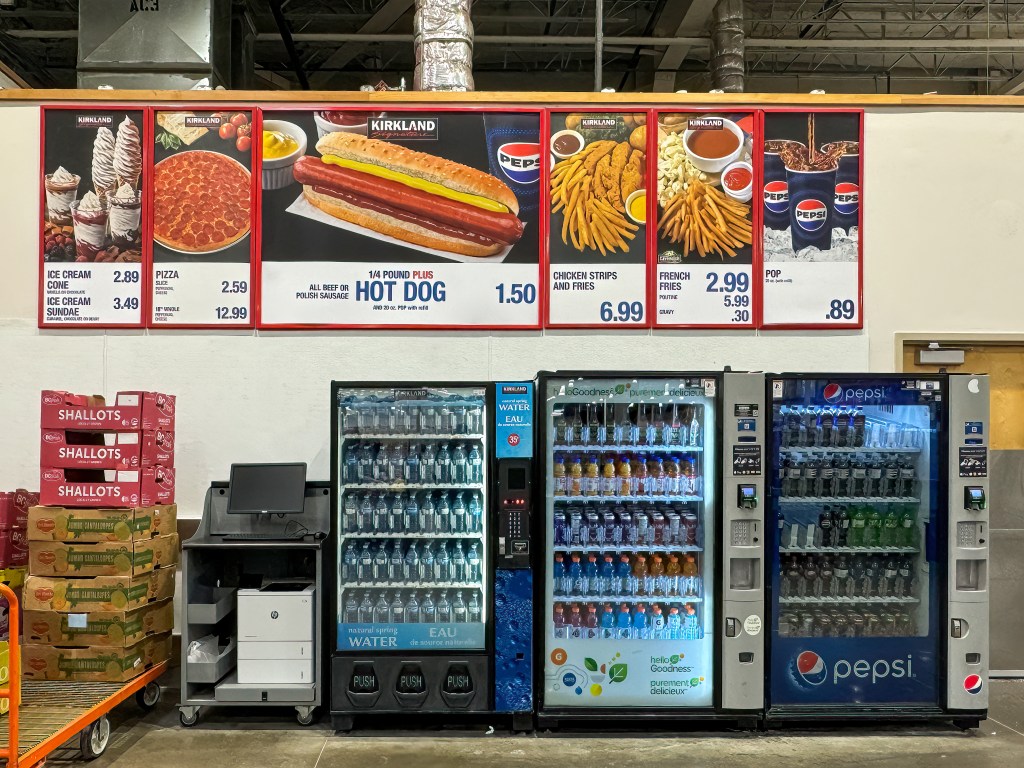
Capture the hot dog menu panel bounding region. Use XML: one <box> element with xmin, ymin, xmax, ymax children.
<box><xmin>149</xmin><ymin>109</ymin><xmax>256</xmax><ymax>327</ymax></box>
<box><xmin>40</xmin><ymin>108</ymin><xmax>146</xmax><ymax>327</ymax></box>
<box><xmin>258</xmin><ymin>109</ymin><xmax>542</xmax><ymax>328</ymax></box>
<box><xmin>546</xmin><ymin>111</ymin><xmax>650</xmax><ymax>327</ymax></box>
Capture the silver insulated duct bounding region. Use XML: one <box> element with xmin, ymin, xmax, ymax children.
<box><xmin>414</xmin><ymin>0</ymin><xmax>474</xmax><ymax>91</ymax></box>
<box><xmin>711</xmin><ymin>0</ymin><xmax>744</xmax><ymax>93</ymax></box>
<box><xmin>77</xmin><ymin>0</ymin><xmax>231</xmax><ymax>89</ymax></box>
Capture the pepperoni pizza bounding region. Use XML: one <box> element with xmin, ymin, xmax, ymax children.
<box><xmin>153</xmin><ymin>151</ymin><xmax>251</xmax><ymax>253</ymax></box>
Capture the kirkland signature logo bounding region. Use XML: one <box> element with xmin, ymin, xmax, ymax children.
<box><xmin>368</xmin><ymin>118</ymin><xmax>438</xmax><ymax>140</ymax></box>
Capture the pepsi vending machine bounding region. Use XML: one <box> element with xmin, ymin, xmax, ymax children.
<box><xmin>329</xmin><ymin>382</ymin><xmax>534</xmax><ymax>731</ymax></box>
<box><xmin>766</xmin><ymin>374</ymin><xmax>989</xmax><ymax>726</ymax></box>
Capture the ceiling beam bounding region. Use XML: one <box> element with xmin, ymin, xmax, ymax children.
<box><xmin>996</xmin><ymin>69</ymin><xmax>1024</xmax><ymax>94</ymax></box>
<box><xmin>308</xmin><ymin>0</ymin><xmax>415</xmax><ymax>89</ymax></box>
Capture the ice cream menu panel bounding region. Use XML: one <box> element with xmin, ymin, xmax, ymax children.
<box><xmin>149</xmin><ymin>109</ymin><xmax>256</xmax><ymax>327</ymax></box>
<box><xmin>760</xmin><ymin>110</ymin><xmax>862</xmax><ymax>328</ymax></box>
<box><xmin>546</xmin><ymin>112</ymin><xmax>650</xmax><ymax>327</ymax></box>
<box><xmin>259</xmin><ymin>109</ymin><xmax>542</xmax><ymax>328</ymax></box>
<box><xmin>40</xmin><ymin>108</ymin><xmax>146</xmax><ymax>327</ymax></box>
<box><xmin>654</xmin><ymin>111</ymin><xmax>757</xmax><ymax>328</ymax></box>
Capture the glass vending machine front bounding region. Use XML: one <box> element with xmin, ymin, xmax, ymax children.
<box><xmin>541</xmin><ymin>375</ymin><xmax>718</xmax><ymax>709</ymax></box>
<box><xmin>335</xmin><ymin>386</ymin><xmax>489</xmax><ymax>651</ymax></box>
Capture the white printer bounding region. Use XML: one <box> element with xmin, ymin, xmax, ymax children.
<box><xmin>237</xmin><ymin>582</ymin><xmax>316</xmax><ymax>685</ymax></box>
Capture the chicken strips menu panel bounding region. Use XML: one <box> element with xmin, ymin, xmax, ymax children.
<box><xmin>258</xmin><ymin>108</ymin><xmax>542</xmax><ymax>328</ymax></box>
<box><xmin>653</xmin><ymin>111</ymin><xmax>758</xmax><ymax>328</ymax></box>
<box><xmin>760</xmin><ymin>110</ymin><xmax>863</xmax><ymax>329</ymax></box>
<box><xmin>149</xmin><ymin>109</ymin><xmax>256</xmax><ymax>327</ymax></box>
<box><xmin>40</xmin><ymin>107</ymin><xmax>147</xmax><ymax>328</ymax></box>
<box><xmin>546</xmin><ymin>111</ymin><xmax>651</xmax><ymax>327</ymax></box>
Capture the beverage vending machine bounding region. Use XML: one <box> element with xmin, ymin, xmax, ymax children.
<box><xmin>329</xmin><ymin>382</ymin><xmax>535</xmax><ymax>731</ymax></box>
<box><xmin>766</xmin><ymin>374</ymin><xmax>990</xmax><ymax>726</ymax></box>
<box><xmin>536</xmin><ymin>371</ymin><xmax>766</xmax><ymax>727</ymax></box>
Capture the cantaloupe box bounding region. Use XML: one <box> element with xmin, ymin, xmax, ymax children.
<box><xmin>27</xmin><ymin>504</ymin><xmax>177</xmax><ymax>542</ymax></box>
<box><xmin>40</xmin><ymin>430</ymin><xmax>174</xmax><ymax>469</ymax></box>
<box><xmin>39</xmin><ymin>466</ymin><xmax>174</xmax><ymax>508</ymax></box>
<box><xmin>24</xmin><ymin>568</ymin><xmax>175</xmax><ymax>612</ymax></box>
<box><xmin>22</xmin><ymin>632</ymin><xmax>171</xmax><ymax>682</ymax></box>
<box><xmin>40</xmin><ymin>391</ymin><xmax>175</xmax><ymax>431</ymax></box>
<box><xmin>23</xmin><ymin>599</ymin><xmax>173</xmax><ymax>647</ymax></box>
<box><xmin>28</xmin><ymin>534</ymin><xmax>179</xmax><ymax>577</ymax></box>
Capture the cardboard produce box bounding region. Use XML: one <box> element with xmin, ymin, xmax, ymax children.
<box><xmin>22</xmin><ymin>632</ymin><xmax>171</xmax><ymax>682</ymax></box>
<box><xmin>24</xmin><ymin>598</ymin><xmax>173</xmax><ymax>647</ymax></box>
<box><xmin>29</xmin><ymin>534</ymin><xmax>179</xmax><ymax>577</ymax></box>
<box><xmin>0</xmin><ymin>529</ymin><xmax>28</xmax><ymax>569</ymax></box>
<box><xmin>0</xmin><ymin>489</ymin><xmax>37</xmax><ymax>530</ymax></box>
<box><xmin>24</xmin><ymin>568</ymin><xmax>175</xmax><ymax>612</ymax></box>
<box><xmin>28</xmin><ymin>504</ymin><xmax>177</xmax><ymax>541</ymax></box>
<box><xmin>40</xmin><ymin>429</ymin><xmax>174</xmax><ymax>470</ymax></box>
<box><xmin>39</xmin><ymin>466</ymin><xmax>174</xmax><ymax>508</ymax></box>
<box><xmin>40</xmin><ymin>391</ymin><xmax>175</xmax><ymax>431</ymax></box>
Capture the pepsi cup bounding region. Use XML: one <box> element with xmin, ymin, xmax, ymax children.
<box><xmin>482</xmin><ymin>113</ymin><xmax>540</xmax><ymax>214</ymax></box>
<box><xmin>822</xmin><ymin>142</ymin><xmax>860</xmax><ymax>233</ymax></box>
<box><xmin>787</xmin><ymin>166</ymin><xmax>837</xmax><ymax>251</ymax></box>
<box><xmin>763</xmin><ymin>141</ymin><xmax>804</xmax><ymax>230</ymax></box>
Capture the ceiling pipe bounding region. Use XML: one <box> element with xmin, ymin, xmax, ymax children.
<box><xmin>414</xmin><ymin>0</ymin><xmax>474</xmax><ymax>91</ymax></box>
<box><xmin>711</xmin><ymin>0</ymin><xmax>744</xmax><ymax>92</ymax></box>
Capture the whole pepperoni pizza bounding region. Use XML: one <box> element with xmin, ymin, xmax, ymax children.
<box><xmin>153</xmin><ymin>151</ymin><xmax>251</xmax><ymax>253</ymax></box>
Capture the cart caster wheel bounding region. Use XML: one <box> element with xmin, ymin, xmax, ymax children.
<box><xmin>180</xmin><ymin>710</ymin><xmax>199</xmax><ymax>728</ymax></box>
<box><xmin>81</xmin><ymin>715</ymin><xmax>111</xmax><ymax>760</ymax></box>
<box><xmin>296</xmin><ymin>709</ymin><xmax>315</xmax><ymax>726</ymax></box>
<box><xmin>136</xmin><ymin>682</ymin><xmax>162</xmax><ymax>712</ymax></box>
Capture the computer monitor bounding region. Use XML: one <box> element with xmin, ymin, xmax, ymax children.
<box><xmin>227</xmin><ymin>463</ymin><xmax>307</xmax><ymax>516</ymax></box>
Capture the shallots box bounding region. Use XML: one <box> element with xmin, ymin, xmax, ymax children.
<box><xmin>27</xmin><ymin>504</ymin><xmax>176</xmax><ymax>542</ymax></box>
<box><xmin>0</xmin><ymin>489</ymin><xmax>37</xmax><ymax>530</ymax></box>
<box><xmin>23</xmin><ymin>598</ymin><xmax>173</xmax><ymax>647</ymax></box>
<box><xmin>39</xmin><ymin>466</ymin><xmax>174</xmax><ymax>508</ymax></box>
<box><xmin>40</xmin><ymin>430</ymin><xmax>174</xmax><ymax>470</ymax></box>
<box><xmin>22</xmin><ymin>632</ymin><xmax>172</xmax><ymax>682</ymax></box>
<box><xmin>23</xmin><ymin>568</ymin><xmax>175</xmax><ymax>612</ymax></box>
<box><xmin>0</xmin><ymin>528</ymin><xmax>28</xmax><ymax>568</ymax></box>
<box><xmin>40</xmin><ymin>391</ymin><xmax>175</xmax><ymax>432</ymax></box>
<box><xmin>29</xmin><ymin>534</ymin><xmax>179</xmax><ymax>578</ymax></box>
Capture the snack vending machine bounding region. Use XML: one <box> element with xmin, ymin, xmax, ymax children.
<box><xmin>766</xmin><ymin>374</ymin><xmax>989</xmax><ymax>726</ymax></box>
<box><xmin>537</xmin><ymin>371</ymin><xmax>766</xmax><ymax>726</ymax></box>
<box><xmin>329</xmin><ymin>382</ymin><xmax>534</xmax><ymax>731</ymax></box>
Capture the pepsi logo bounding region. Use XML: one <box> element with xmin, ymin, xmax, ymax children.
<box><xmin>823</xmin><ymin>383</ymin><xmax>844</xmax><ymax>404</ymax></box>
<box><xmin>964</xmin><ymin>674</ymin><xmax>983</xmax><ymax>694</ymax></box>
<box><xmin>764</xmin><ymin>180</ymin><xmax>789</xmax><ymax>214</ymax></box>
<box><xmin>795</xmin><ymin>650</ymin><xmax>828</xmax><ymax>686</ymax></box>
<box><xmin>794</xmin><ymin>199</ymin><xmax>828</xmax><ymax>232</ymax></box>
<box><xmin>834</xmin><ymin>182</ymin><xmax>859</xmax><ymax>215</ymax></box>
<box><xmin>497</xmin><ymin>142</ymin><xmax>540</xmax><ymax>185</ymax></box>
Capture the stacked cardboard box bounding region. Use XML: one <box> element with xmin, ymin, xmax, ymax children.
<box><xmin>0</xmin><ymin>489</ymin><xmax>36</xmax><ymax>643</ymax></box>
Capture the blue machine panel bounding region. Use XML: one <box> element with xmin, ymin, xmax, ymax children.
<box><xmin>494</xmin><ymin>568</ymin><xmax>533</xmax><ymax>713</ymax></box>
<box><xmin>495</xmin><ymin>382</ymin><xmax>534</xmax><ymax>459</ymax></box>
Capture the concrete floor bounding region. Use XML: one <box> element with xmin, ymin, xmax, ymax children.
<box><xmin>44</xmin><ymin>680</ymin><xmax>1024</xmax><ymax>768</ymax></box>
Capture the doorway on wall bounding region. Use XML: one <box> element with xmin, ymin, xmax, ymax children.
<box><xmin>901</xmin><ymin>340</ymin><xmax>1024</xmax><ymax>678</ymax></box>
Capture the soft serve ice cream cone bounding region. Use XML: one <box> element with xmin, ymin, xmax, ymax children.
<box><xmin>91</xmin><ymin>127</ymin><xmax>117</xmax><ymax>204</ymax></box>
<box><xmin>114</xmin><ymin>116</ymin><xmax>142</xmax><ymax>190</ymax></box>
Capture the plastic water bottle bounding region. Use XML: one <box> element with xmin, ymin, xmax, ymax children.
<box><xmin>682</xmin><ymin>604</ymin><xmax>700</xmax><ymax>639</ymax></box>
<box><xmin>342</xmin><ymin>543</ymin><xmax>358</xmax><ymax>581</ymax></box>
<box><xmin>650</xmin><ymin>605</ymin><xmax>665</xmax><ymax>639</ymax></box>
<box><xmin>435</xmin><ymin>542</ymin><xmax>450</xmax><ymax>581</ymax></box>
<box><xmin>406</xmin><ymin>592</ymin><xmax>420</xmax><ymax>624</ymax></box>
<box><xmin>468</xmin><ymin>444</ymin><xmax>483</xmax><ymax>484</ymax></box>
<box><xmin>451</xmin><ymin>541</ymin><xmax>467</xmax><ymax>582</ymax></box>
<box><xmin>389</xmin><ymin>591</ymin><xmax>405</xmax><ymax>623</ymax></box>
<box><xmin>468</xmin><ymin>591</ymin><xmax>482</xmax><ymax>623</ymax></box>
<box><xmin>389</xmin><ymin>543</ymin><xmax>405</xmax><ymax>582</ymax></box>
<box><xmin>420</xmin><ymin>543</ymin><xmax>435</xmax><ymax>582</ymax></box>
<box><xmin>357</xmin><ymin>543</ymin><xmax>374</xmax><ymax>582</ymax></box>
<box><xmin>343</xmin><ymin>495</ymin><xmax>358</xmax><ymax>533</ymax></box>
<box><xmin>373</xmin><ymin>494</ymin><xmax>389</xmax><ymax>530</ymax></box>
<box><xmin>388</xmin><ymin>443</ymin><xmax>405</xmax><ymax>483</ymax></box>
<box><xmin>420</xmin><ymin>493</ymin><xmax>436</xmax><ymax>534</ymax></box>
<box><xmin>437</xmin><ymin>590</ymin><xmax>452</xmax><ymax>622</ymax></box>
<box><xmin>374</xmin><ymin>446</ymin><xmax>390</xmax><ymax>482</ymax></box>
<box><xmin>404</xmin><ymin>493</ymin><xmax>420</xmax><ymax>532</ymax></box>
<box><xmin>467</xmin><ymin>493</ymin><xmax>482</xmax><ymax>533</ymax></box>
<box><xmin>437</xmin><ymin>493</ymin><xmax>451</xmax><ymax>533</ymax></box>
<box><xmin>633</xmin><ymin>604</ymin><xmax>649</xmax><ymax>639</ymax></box>
<box><xmin>467</xmin><ymin>543</ymin><xmax>481</xmax><ymax>582</ymax></box>
<box><xmin>599</xmin><ymin>555</ymin><xmax>615</xmax><ymax>594</ymax></box>
<box><xmin>373</xmin><ymin>592</ymin><xmax>390</xmax><ymax>623</ymax></box>
<box><xmin>421</xmin><ymin>592</ymin><xmax>436</xmax><ymax>623</ymax></box>
<box><xmin>343</xmin><ymin>593</ymin><xmax>359</xmax><ymax>623</ymax></box>
<box><xmin>421</xmin><ymin>443</ymin><xmax>436</xmax><ymax>483</ymax></box>
<box><xmin>389</xmin><ymin>492</ymin><xmax>405</xmax><ymax>533</ymax></box>
<box><xmin>344</xmin><ymin>446</ymin><xmax>359</xmax><ymax>484</ymax></box>
<box><xmin>452</xmin><ymin>443</ymin><xmax>468</xmax><ymax>484</ymax></box>
<box><xmin>404</xmin><ymin>542</ymin><xmax>420</xmax><ymax>582</ymax></box>
<box><xmin>667</xmin><ymin>607</ymin><xmax>682</xmax><ymax>639</ymax></box>
<box><xmin>568</xmin><ymin>555</ymin><xmax>584</xmax><ymax>596</ymax></box>
<box><xmin>453</xmin><ymin>591</ymin><xmax>468</xmax><ymax>623</ymax></box>
<box><xmin>357</xmin><ymin>494</ymin><xmax>372</xmax><ymax>532</ymax></box>
<box><xmin>689</xmin><ymin>410</ymin><xmax>701</xmax><ymax>447</ymax></box>
<box><xmin>600</xmin><ymin>604</ymin><xmax>616</xmax><ymax>638</ymax></box>
<box><xmin>358</xmin><ymin>592</ymin><xmax>374</xmax><ymax>623</ymax></box>
<box><xmin>406</xmin><ymin>445</ymin><xmax>421</xmax><ymax>484</ymax></box>
<box><xmin>553</xmin><ymin>553</ymin><xmax>566</xmax><ymax>595</ymax></box>
<box><xmin>452</xmin><ymin>492</ymin><xmax>467</xmax><ymax>533</ymax></box>
<box><xmin>467</xmin><ymin>403</ymin><xmax>483</xmax><ymax>435</ymax></box>
<box><xmin>584</xmin><ymin>554</ymin><xmax>600</xmax><ymax>596</ymax></box>
<box><xmin>616</xmin><ymin>555</ymin><xmax>632</xmax><ymax>595</ymax></box>
<box><xmin>616</xmin><ymin>603</ymin><xmax>632</xmax><ymax>639</ymax></box>
<box><xmin>373</xmin><ymin>544</ymin><xmax>389</xmax><ymax>583</ymax></box>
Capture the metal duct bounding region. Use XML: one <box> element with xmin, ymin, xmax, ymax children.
<box><xmin>710</xmin><ymin>0</ymin><xmax>744</xmax><ymax>92</ymax></box>
<box><xmin>414</xmin><ymin>0</ymin><xmax>474</xmax><ymax>91</ymax></box>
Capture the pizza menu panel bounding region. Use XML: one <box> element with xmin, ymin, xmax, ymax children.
<box><xmin>37</xmin><ymin>104</ymin><xmax>862</xmax><ymax>331</ymax></box>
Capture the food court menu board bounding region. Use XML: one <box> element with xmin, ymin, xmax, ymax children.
<box><xmin>40</xmin><ymin>107</ymin><xmax>147</xmax><ymax>328</ymax></box>
<box><xmin>149</xmin><ymin>109</ymin><xmax>256</xmax><ymax>327</ymax></box>
<box><xmin>654</xmin><ymin>111</ymin><xmax>757</xmax><ymax>328</ymax></box>
<box><xmin>546</xmin><ymin>111</ymin><xmax>650</xmax><ymax>327</ymax></box>
<box><xmin>258</xmin><ymin>108</ymin><xmax>542</xmax><ymax>328</ymax></box>
<box><xmin>760</xmin><ymin>110</ymin><xmax>862</xmax><ymax>328</ymax></box>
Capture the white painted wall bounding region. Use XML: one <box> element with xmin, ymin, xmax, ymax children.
<box><xmin>2</xmin><ymin>103</ymin><xmax>1021</xmax><ymax>518</ymax></box>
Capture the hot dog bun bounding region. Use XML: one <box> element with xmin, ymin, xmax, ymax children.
<box><xmin>302</xmin><ymin>186</ymin><xmax>505</xmax><ymax>257</ymax></box>
<box><xmin>315</xmin><ymin>131</ymin><xmax>520</xmax><ymax>216</ymax></box>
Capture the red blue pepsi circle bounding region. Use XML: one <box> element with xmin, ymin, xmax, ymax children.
<box><xmin>794</xmin><ymin>199</ymin><xmax>828</xmax><ymax>232</ymax></box>
<box><xmin>497</xmin><ymin>142</ymin><xmax>540</xmax><ymax>185</ymax></box>
<box><xmin>795</xmin><ymin>651</ymin><xmax>828</xmax><ymax>686</ymax></box>
<box><xmin>764</xmin><ymin>180</ymin><xmax>789</xmax><ymax>214</ymax></box>
<box><xmin>834</xmin><ymin>182</ymin><xmax>859</xmax><ymax>216</ymax></box>
<box><xmin>823</xmin><ymin>383</ymin><xmax>843</xmax><ymax>404</ymax></box>
<box><xmin>964</xmin><ymin>674</ymin><xmax>983</xmax><ymax>694</ymax></box>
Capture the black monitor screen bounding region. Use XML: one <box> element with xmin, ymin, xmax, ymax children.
<box><xmin>507</xmin><ymin>467</ymin><xmax>527</xmax><ymax>490</ymax></box>
<box><xmin>228</xmin><ymin>463</ymin><xmax>307</xmax><ymax>515</ymax></box>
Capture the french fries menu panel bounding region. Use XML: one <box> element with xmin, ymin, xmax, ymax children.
<box><xmin>546</xmin><ymin>111</ymin><xmax>650</xmax><ymax>327</ymax></box>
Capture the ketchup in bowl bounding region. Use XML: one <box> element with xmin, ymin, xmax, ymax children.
<box><xmin>318</xmin><ymin>111</ymin><xmax>384</xmax><ymax>126</ymax></box>
<box><xmin>724</xmin><ymin>165</ymin><xmax>752</xmax><ymax>191</ymax></box>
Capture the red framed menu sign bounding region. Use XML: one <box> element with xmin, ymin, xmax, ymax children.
<box><xmin>257</xmin><ymin>107</ymin><xmax>542</xmax><ymax>329</ymax></box>
<box><xmin>39</xmin><ymin>107</ymin><xmax>149</xmax><ymax>328</ymax></box>
<box><xmin>759</xmin><ymin>109</ymin><xmax>863</xmax><ymax>329</ymax></box>
<box><xmin>652</xmin><ymin>110</ymin><xmax>759</xmax><ymax>328</ymax></box>
<box><xmin>148</xmin><ymin>107</ymin><xmax>257</xmax><ymax>328</ymax></box>
<box><xmin>544</xmin><ymin>110</ymin><xmax>652</xmax><ymax>327</ymax></box>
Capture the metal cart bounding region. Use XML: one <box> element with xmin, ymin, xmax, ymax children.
<box><xmin>0</xmin><ymin>584</ymin><xmax>167</xmax><ymax>767</ymax></box>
